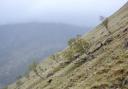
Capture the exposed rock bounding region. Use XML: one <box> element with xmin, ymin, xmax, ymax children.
<box><xmin>46</xmin><ymin>72</ymin><xmax>54</xmax><ymax>78</ymax></box>
<box><xmin>48</xmin><ymin>79</ymin><xmax>52</xmax><ymax>83</ymax></box>
<box><xmin>91</xmin><ymin>84</ymin><xmax>109</xmax><ymax>89</ymax></box>
<box><xmin>122</xmin><ymin>28</ymin><xmax>128</xmax><ymax>33</ymax></box>
<box><xmin>102</xmin><ymin>37</ymin><xmax>113</xmax><ymax>45</ymax></box>
<box><xmin>74</xmin><ymin>53</ymin><xmax>80</xmax><ymax>59</ymax></box>
<box><xmin>91</xmin><ymin>42</ymin><xmax>103</xmax><ymax>54</ymax></box>
<box><xmin>124</xmin><ymin>38</ymin><xmax>128</xmax><ymax>49</ymax></box>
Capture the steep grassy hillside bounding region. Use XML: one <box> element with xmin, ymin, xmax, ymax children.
<box><xmin>5</xmin><ymin>2</ymin><xmax>128</xmax><ymax>89</ymax></box>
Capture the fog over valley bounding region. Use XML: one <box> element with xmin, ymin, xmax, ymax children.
<box><xmin>0</xmin><ymin>23</ymin><xmax>89</xmax><ymax>88</ymax></box>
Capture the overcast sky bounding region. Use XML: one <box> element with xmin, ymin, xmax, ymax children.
<box><xmin>0</xmin><ymin>0</ymin><xmax>127</xmax><ymax>26</ymax></box>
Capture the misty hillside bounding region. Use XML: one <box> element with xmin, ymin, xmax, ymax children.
<box><xmin>0</xmin><ymin>23</ymin><xmax>89</xmax><ymax>88</ymax></box>
<box><xmin>6</xmin><ymin>2</ymin><xmax>128</xmax><ymax>89</ymax></box>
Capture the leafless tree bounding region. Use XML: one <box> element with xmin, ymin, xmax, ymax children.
<box><xmin>99</xmin><ymin>16</ymin><xmax>111</xmax><ymax>34</ymax></box>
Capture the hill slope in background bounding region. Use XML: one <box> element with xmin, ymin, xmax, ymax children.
<box><xmin>5</xmin><ymin>2</ymin><xmax>128</xmax><ymax>89</ymax></box>
<box><xmin>0</xmin><ymin>23</ymin><xmax>89</xmax><ymax>89</ymax></box>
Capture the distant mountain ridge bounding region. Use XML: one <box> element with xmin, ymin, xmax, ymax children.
<box><xmin>0</xmin><ymin>23</ymin><xmax>89</xmax><ymax>88</ymax></box>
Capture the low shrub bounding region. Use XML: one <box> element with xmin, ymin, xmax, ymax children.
<box><xmin>63</xmin><ymin>37</ymin><xmax>89</xmax><ymax>61</ymax></box>
<box><xmin>16</xmin><ymin>80</ymin><xmax>23</xmax><ymax>87</ymax></box>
